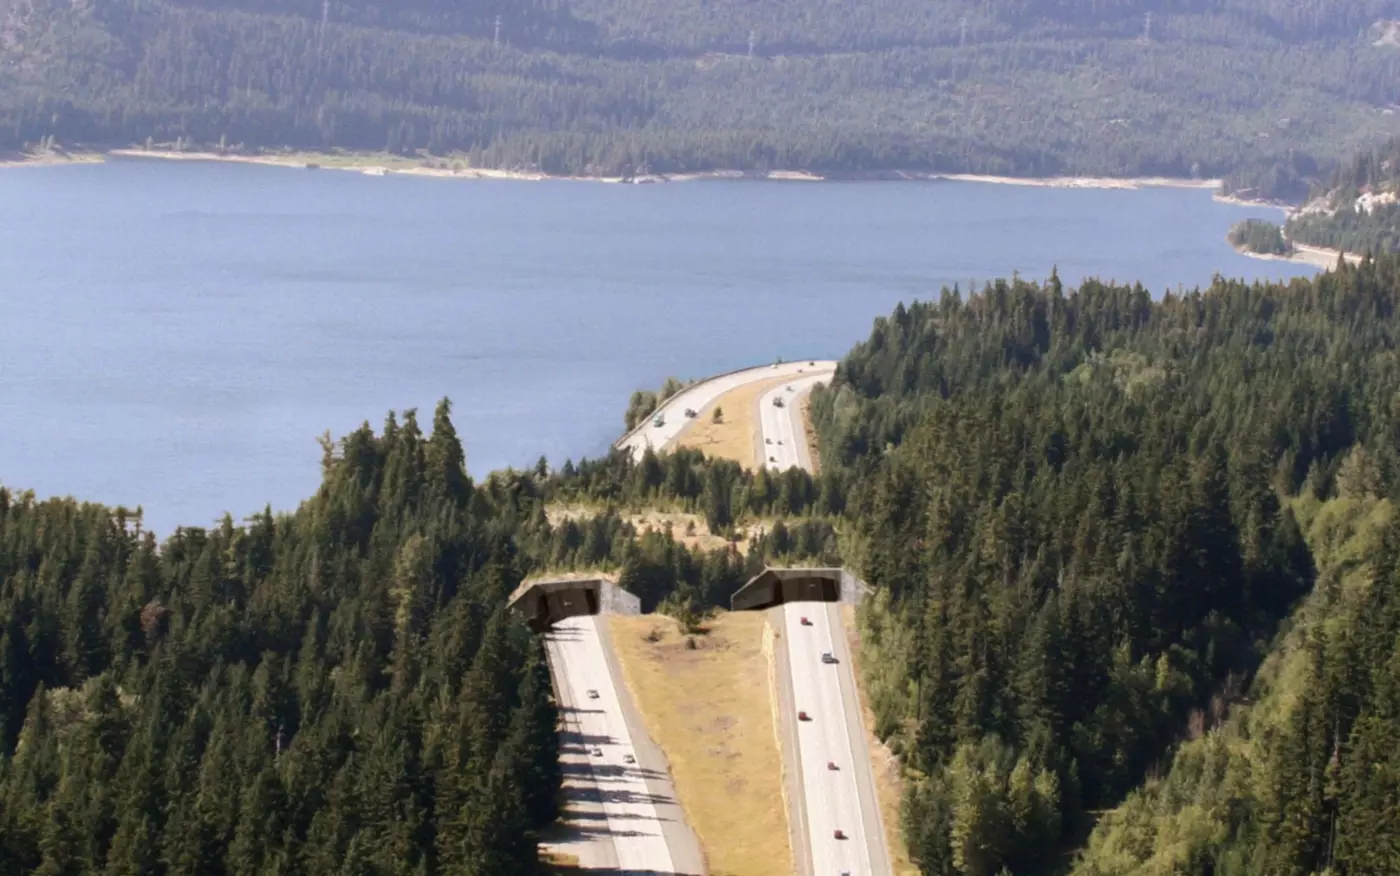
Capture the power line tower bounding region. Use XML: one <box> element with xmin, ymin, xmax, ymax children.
<box><xmin>318</xmin><ymin>0</ymin><xmax>329</xmax><ymax>53</ymax></box>
<box><xmin>1141</xmin><ymin>11</ymin><xmax>1152</xmax><ymax>42</ymax></box>
<box><xmin>494</xmin><ymin>14</ymin><xmax>502</xmax><ymax>48</ymax></box>
<box><xmin>748</xmin><ymin>29</ymin><xmax>757</xmax><ymax>57</ymax></box>
<box><xmin>959</xmin><ymin>16</ymin><xmax>968</xmax><ymax>47</ymax></box>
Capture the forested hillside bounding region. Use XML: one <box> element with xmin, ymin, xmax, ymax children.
<box><xmin>3</xmin><ymin>0</ymin><xmax>1400</xmax><ymax>181</ymax></box>
<box><xmin>810</xmin><ymin>258</ymin><xmax>1400</xmax><ymax>875</ymax></box>
<box><xmin>1284</xmin><ymin>135</ymin><xmax>1400</xmax><ymax>254</ymax></box>
<box><xmin>0</xmin><ymin>400</ymin><xmax>839</xmax><ymax>874</ymax></box>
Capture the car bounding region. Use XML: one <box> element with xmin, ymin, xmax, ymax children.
<box><xmin>827</xmin><ymin>760</ymin><xmax>839</xmax><ymax>770</ymax></box>
<box><xmin>777</xmin><ymin>439</ymin><xmax>783</xmax><ymax>445</ymax></box>
<box><xmin>800</xmin><ymin>616</ymin><xmax>812</xmax><ymax>626</ymax></box>
<box><xmin>797</xmin><ymin>710</ymin><xmax>811</xmax><ymax>721</ymax></box>
<box><xmin>769</xmin><ymin>456</ymin><xmax>777</xmax><ymax>463</ymax></box>
<box><xmin>822</xmin><ymin>651</ymin><xmax>838</xmax><ymax>664</ymax></box>
<box><xmin>787</xmin><ymin>385</ymin><xmax>794</xmax><ymax>392</ymax></box>
<box><xmin>809</xmin><ymin>361</ymin><xmax>815</xmax><ymax>366</ymax></box>
<box><xmin>773</xmin><ymin>397</ymin><xmax>785</xmax><ymax>408</ymax></box>
<box><xmin>624</xmin><ymin>754</ymin><xmax>636</xmax><ymax>764</ymax></box>
<box><xmin>833</xmin><ymin>829</ymin><xmax>846</xmax><ymax>840</ymax></box>
<box><xmin>651</xmin><ymin>413</ymin><xmax>665</xmax><ymax>427</ymax></box>
<box><xmin>765</xmin><ymin>438</ymin><xmax>772</xmax><ymax>444</ymax></box>
<box><xmin>587</xmin><ymin>689</ymin><xmax>600</xmax><ymax>699</ymax></box>
<box><xmin>592</xmin><ymin>747</ymin><xmax>603</xmax><ymax>757</ymax></box>
<box><xmin>683</xmin><ymin>408</ymin><xmax>697</xmax><ymax>418</ymax></box>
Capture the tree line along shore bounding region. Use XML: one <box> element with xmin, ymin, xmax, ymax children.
<box><xmin>7</xmin><ymin>252</ymin><xmax>1400</xmax><ymax>874</ymax></box>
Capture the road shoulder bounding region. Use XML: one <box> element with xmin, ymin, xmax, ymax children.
<box><xmin>595</xmin><ymin>617</ymin><xmax>708</xmax><ymax>875</ymax></box>
<box><xmin>827</xmin><ymin>603</ymin><xmax>895</xmax><ymax>876</ymax></box>
<box><xmin>770</xmin><ymin>606</ymin><xmax>813</xmax><ymax>876</ymax></box>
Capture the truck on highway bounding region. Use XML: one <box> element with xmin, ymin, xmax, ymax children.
<box><xmin>772</xmin><ymin>396</ymin><xmax>785</xmax><ymax>408</ymax></box>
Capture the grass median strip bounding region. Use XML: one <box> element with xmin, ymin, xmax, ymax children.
<box><xmin>675</xmin><ymin>375</ymin><xmax>793</xmax><ymax>470</ymax></box>
<box><xmin>608</xmin><ymin>613</ymin><xmax>793</xmax><ymax>876</ymax></box>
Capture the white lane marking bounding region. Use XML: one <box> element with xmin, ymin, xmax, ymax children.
<box><xmin>620</xmin><ymin>361</ymin><xmax>837</xmax><ymax>461</ymax></box>
<box><xmin>551</xmin><ymin>616</ymin><xmax>677</xmax><ymax>874</ymax></box>
<box><xmin>759</xmin><ymin>373</ymin><xmax>830</xmax><ymax>471</ymax></box>
<box><xmin>786</xmin><ymin>603</ymin><xmax>835</xmax><ymax>876</ymax></box>
<box><xmin>817</xmin><ymin>605</ymin><xmax>873</xmax><ymax>874</ymax></box>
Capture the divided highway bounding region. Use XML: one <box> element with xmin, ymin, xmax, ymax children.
<box><xmin>617</xmin><ymin>361</ymin><xmax>838</xmax><ymax>462</ymax></box>
<box><xmin>544</xmin><ymin>615</ymin><xmax>704</xmax><ymax>874</ymax></box>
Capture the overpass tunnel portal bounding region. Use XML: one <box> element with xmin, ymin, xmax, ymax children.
<box><xmin>507</xmin><ymin>574</ymin><xmax>641</xmax><ymax>633</ymax></box>
<box><xmin>729</xmin><ymin>567</ymin><xmax>867</xmax><ymax>612</ymax></box>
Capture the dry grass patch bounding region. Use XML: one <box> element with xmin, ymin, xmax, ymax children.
<box><xmin>676</xmin><ymin>375</ymin><xmax>793</xmax><ymax>470</ymax></box>
<box><xmin>541</xmin><ymin>850</ymin><xmax>581</xmax><ymax>873</ymax></box>
<box><xmin>545</xmin><ymin>504</ymin><xmax>769</xmax><ymax>553</ymax></box>
<box><xmin>608</xmin><ymin>613</ymin><xmax>792</xmax><ymax>876</ymax></box>
<box><xmin>842</xmin><ymin>606</ymin><xmax>920</xmax><ymax>876</ymax></box>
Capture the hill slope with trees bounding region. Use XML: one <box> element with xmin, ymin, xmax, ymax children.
<box><xmin>810</xmin><ymin>257</ymin><xmax>1400</xmax><ymax>875</ymax></box>
<box><xmin>0</xmin><ymin>400</ymin><xmax>843</xmax><ymax>874</ymax></box>
<box><xmin>3</xmin><ymin>0</ymin><xmax>1400</xmax><ymax>181</ymax></box>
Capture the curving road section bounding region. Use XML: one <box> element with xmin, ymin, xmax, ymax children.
<box><xmin>756</xmin><ymin>371</ymin><xmax>832</xmax><ymax>472</ymax></box>
<box><xmin>545</xmin><ymin>615</ymin><xmax>704</xmax><ymax>875</ymax></box>
<box><xmin>617</xmin><ymin>361</ymin><xmax>838</xmax><ymax>462</ymax></box>
<box><xmin>758</xmin><ymin>367</ymin><xmax>892</xmax><ymax>876</ymax></box>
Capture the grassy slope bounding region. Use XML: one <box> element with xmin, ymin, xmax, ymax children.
<box><xmin>607</xmin><ymin>613</ymin><xmax>794</xmax><ymax>876</ymax></box>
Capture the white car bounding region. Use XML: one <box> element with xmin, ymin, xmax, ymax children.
<box><xmin>587</xmin><ymin>689</ymin><xmax>600</xmax><ymax>699</ymax></box>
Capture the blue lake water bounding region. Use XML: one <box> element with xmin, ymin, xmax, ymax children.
<box><xmin>0</xmin><ymin>158</ymin><xmax>1315</xmax><ymax>533</ymax></box>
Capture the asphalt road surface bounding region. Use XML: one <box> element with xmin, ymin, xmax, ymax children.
<box><xmin>757</xmin><ymin>367</ymin><xmax>891</xmax><ymax>876</ymax></box>
<box><xmin>778</xmin><ymin>603</ymin><xmax>891</xmax><ymax>876</ymax></box>
<box><xmin>617</xmin><ymin>361</ymin><xmax>838</xmax><ymax>462</ymax></box>
<box><xmin>544</xmin><ymin>615</ymin><xmax>704</xmax><ymax>875</ymax></box>
<box><xmin>756</xmin><ymin>371</ymin><xmax>833</xmax><ymax>472</ymax></box>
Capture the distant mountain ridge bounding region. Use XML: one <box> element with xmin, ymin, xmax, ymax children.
<box><xmin>4</xmin><ymin>0</ymin><xmax>1400</xmax><ymax>180</ymax></box>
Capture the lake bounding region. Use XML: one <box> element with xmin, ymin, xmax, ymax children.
<box><xmin>0</xmin><ymin>158</ymin><xmax>1315</xmax><ymax>534</ymax></box>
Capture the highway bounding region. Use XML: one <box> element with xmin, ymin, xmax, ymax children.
<box><xmin>544</xmin><ymin>615</ymin><xmax>704</xmax><ymax>875</ymax></box>
<box><xmin>757</xmin><ymin>366</ymin><xmax>892</xmax><ymax>876</ymax></box>
<box><xmin>617</xmin><ymin>361</ymin><xmax>838</xmax><ymax>462</ymax></box>
<box><xmin>756</xmin><ymin>372</ymin><xmax>832</xmax><ymax>472</ymax></box>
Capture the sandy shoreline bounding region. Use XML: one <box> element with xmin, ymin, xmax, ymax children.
<box><xmin>0</xmin><ymin>150</ymin><xmax>104</xmax><ymax>169</ymax></box>
<box><xmin>4</xmin><ymin>146</ymin><xmax>1229</xmax><ymax>191</ymax></box>
<box><xmin>1231</xmin><ymin>240</ymin><xmax>1359</xmax><ymax>268</ymax></box>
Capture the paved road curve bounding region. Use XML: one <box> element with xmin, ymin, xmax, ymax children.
<box><xmin>758</xmin><ymin>366</ymin><xmax>892</xmax><ymax>876</ymax></box>
<box><xmin>756</xmin><ymin>371</ymin><xmax>833</xmax><ymax>472</ymax></box>
<box><xmin>544</xmin><ymin>615</ymin><xmax>704</xmax><ymax>874</ymax></box>
<box><xmin>617</xmin><ymin>361</ymin><xmax>837</xmax><ymax>462</ymax></box>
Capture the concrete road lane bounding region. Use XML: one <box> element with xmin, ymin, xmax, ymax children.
<box><xmin>757</xmin><ymin>370</ymin><xmax>833</xmax><ymax>472</ymax></box>
<box><xmin>784</xmin><ymin>603</ymin><xmax>882</xmax><ymax>875</ymax></box>
<box><xmin>618</xmin><ymin>360</ymin><xmax>837</xmax><ymax>462</ymax></box>
<box><xmin>546</xmin><ymin>615</ymin><xmax>700</xmax><ymax>874</ymax></box>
